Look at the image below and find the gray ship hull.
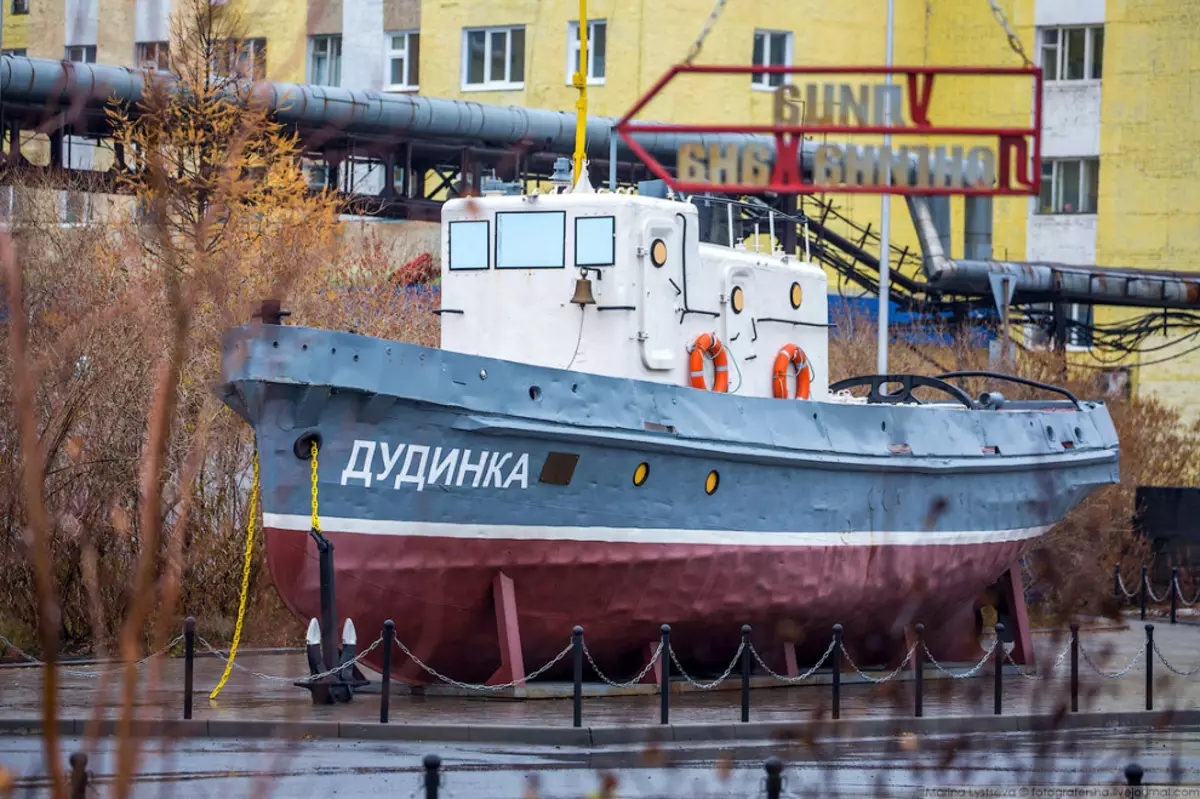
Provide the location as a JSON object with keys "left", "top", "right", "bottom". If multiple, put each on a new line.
{"left": 221, "top": 323, "right": 1119, "bottom": 684}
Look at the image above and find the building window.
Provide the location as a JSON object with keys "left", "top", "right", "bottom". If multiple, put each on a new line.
{"left": 135, "top": 41, "right": 169, "bottom": 70}
{"left": 566, "top": 20, "right": 606, "bottom": 85}
{"left": 1039, "top": 26, "right": 1103, "bottom": 81}
{"left": 214, "top": 38, "right": 267, "bottom": 80}
{"left": 11, "top": 0, "right": 29, "bottom": 15}
{"left": 752, "top": 30, "right": 792, "bottom": 88}
{"left": 385, "top": 31, "right": 420, "bottom": 91}
{"left": 462, "top": 26, "right": 525, "bottom": 90}
{"left": 64, "top": 45, "right": 97, "bottom": 64}
{"left": 2, "top": 48, "right": 28, "bottom": 57}
{"left": 309, "top": 35, "right": 341, "bottom": 86}
{"left": 1038, "top": 158, "right": 1099, "bottom": 214}
{"left": 1025, "top": 303, "right": 1093, "bottom": 350}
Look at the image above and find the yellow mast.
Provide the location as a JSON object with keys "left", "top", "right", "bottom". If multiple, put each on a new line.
{"left": 571, "top": 0, "right": 588, "bottom": 185}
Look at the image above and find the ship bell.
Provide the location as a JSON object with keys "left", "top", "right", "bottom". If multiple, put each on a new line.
{"left": 570, "top": 274, "right": 596, "bottom": 306}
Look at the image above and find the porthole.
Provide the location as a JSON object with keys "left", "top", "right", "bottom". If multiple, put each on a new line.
{"left": 1045, "top": 425, "right": 1056, "bottom": 441}
{"left": 705, "top": 470, "right": 720, "bottom": 495}
{"left": 650, "top": 239, "right": 668, "bottom": 267}
{"left": 529, "top": 385, "right": 542, "bottom": 401}
{"left": 1074, "top": 426, "right": 1083, "bottom": 441}
{"left": 633, "top": 462, "right": 650, "bottom": 487}
{"left": 790, "top": 282, "right": 803, "bottom": 310}
{"left": 731, "top": 286, "right": 745, "bottom": 314}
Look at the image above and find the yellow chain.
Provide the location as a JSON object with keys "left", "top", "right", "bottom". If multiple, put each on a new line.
{"left": 310, "top": 440, "right": 320, "bottom": 532}
{"left": 209, "top": 449, "right": 259, "bottom": 700}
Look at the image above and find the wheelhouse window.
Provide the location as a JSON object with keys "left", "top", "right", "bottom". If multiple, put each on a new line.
{"left": 566, "top": 20, "right": 606, "bottom": 85}
{"left": 309, "top": 35, "right": 341, "bottom": 86}
{"left": 386, "top": 31, "right": 420, "bottom": 91}
{"left": 1039, "top": 26, "right": 1103, "bottom": 81}
{"left": 575, "top": 216, "right": 615, "bottom": 266}
{"left": 462, "top": 26, "right": 525, "bottom": 90}
{"left": 1038, "top": 157, "right": 1099, "bottom": 214}
{"left": 752, "top": 30, "right": 791, "bottom": 88}
{"left": 496, "top": 211, "right": 565, "bottom": 269}
{"left": 448, "top": 220, "right": 490, "bottom": 270}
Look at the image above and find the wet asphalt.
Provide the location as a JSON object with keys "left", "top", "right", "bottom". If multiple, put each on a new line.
{"left": 2, "top": 727, "right": 1197, "bottom": 797}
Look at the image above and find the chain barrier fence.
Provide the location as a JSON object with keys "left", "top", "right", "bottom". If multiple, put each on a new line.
{"left": 7, "top": 614, "right": 1200, "bottom": 728}
{"left": 1114, "top": 562, "right": 1200, "bottom": 620}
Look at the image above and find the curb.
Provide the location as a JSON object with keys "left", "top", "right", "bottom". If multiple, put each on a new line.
{"left": 2, "top": 709, "right": 1196, "bottom": 747}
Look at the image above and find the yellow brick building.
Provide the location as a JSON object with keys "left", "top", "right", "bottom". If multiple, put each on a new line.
{"left": 4, "top": 0, "right": 1200, "bottom": 415}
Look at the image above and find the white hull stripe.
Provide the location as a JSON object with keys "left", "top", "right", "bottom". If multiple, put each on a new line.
{"left": 263, "top": 513, "right": 1050, "bottom": 548}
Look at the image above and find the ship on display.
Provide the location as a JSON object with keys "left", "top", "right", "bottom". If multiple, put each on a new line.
{"left": 220, "top": 167, "right": 1120, "bottom": 686}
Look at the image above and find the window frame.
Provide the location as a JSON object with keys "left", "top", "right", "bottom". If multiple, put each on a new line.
{"left": 1, "top": 48, "right": 28, "bottom": 57}
{"left": 308, "top": 34, "right": 342, "bottom": 87}
{"left": 448, "top": 219, "right": 491, "bottom": 271}
{"left": 495, "top": 210, "right": 567, "bottom": 269}
{"left": 135, "top": 41, "right": 169, "bottom": 71}
{"left": 1037, "top": 157, "right": 1100, "bottom": 215}
{"left": 751, "top": 29, "right": 792, "bottom": 90}
{"left": 64, "top": 45, "right": 97, "bottom": 64}
{"left": 461, "top": 25, "right": 526, "bottom": 91}
{"left": 1038, "top": 25, "right": 1103, "bottom": 82}
{"left": 214, "top": 37, "right": 268, "bottom": 80}
{"left": 10, "top": 0, "right": 29, "bottom": 15}
{"left": 574, "top": 215, "right": 616, "bottom": 267}
{"left": 385, "top": 30, "right": 420, "bottom": 92}
{"left": 565, "top": 19, "right": 606, "bottom": 86}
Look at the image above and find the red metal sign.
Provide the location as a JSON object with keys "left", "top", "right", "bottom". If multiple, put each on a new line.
{"left": 613, "top": 65, "right": 1043, "bottom": 197}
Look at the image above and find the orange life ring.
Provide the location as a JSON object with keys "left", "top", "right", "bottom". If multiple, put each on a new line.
{"left": 773, "top": 344, "right": 812, "bottom": 399}
{"left": 688, "top": 333, "right": 729, "bottom": 393}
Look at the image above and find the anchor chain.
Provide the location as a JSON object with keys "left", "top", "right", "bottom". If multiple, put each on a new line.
{"left": 210, "top": 448, "right": 260, "bottom": 700}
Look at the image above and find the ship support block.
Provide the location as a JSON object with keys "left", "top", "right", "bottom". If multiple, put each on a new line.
{"left": 485, "top": 572, "right": 527, "bottom": 689}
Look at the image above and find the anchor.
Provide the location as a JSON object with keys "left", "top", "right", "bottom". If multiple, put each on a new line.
{"left": 295, "top": 529, "right": 369, "bottom": 704}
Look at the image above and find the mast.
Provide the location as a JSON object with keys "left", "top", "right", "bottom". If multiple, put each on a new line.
{"left": 572, "top": 0, "right": 588, "bottom": 185}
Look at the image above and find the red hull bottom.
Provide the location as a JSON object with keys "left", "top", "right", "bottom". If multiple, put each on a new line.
{"left": 264, "top": 528, "right": 1026, "bottom": 685}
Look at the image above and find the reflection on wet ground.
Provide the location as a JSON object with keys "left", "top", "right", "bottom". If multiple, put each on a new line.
{"left": 2, "top": 614, "right": 1198, "bottom": 728}
{"left": 2, "top": 727, "right": 1197, "bottom": 797}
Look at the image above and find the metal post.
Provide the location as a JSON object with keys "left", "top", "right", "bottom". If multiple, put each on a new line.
{"left": 1070, "top": 623, "right": 1079, "bottom": 713}
{"left": 423, "top": 754, "right": 441, "bottom": 799}
{"left": 1125, "top": 763, "right": 1144, "bottom": 786}
{"left": 609, "top": 129, "right": 617, "bottom": 191}
{"left": 68, "top": 753, "right": 88, "bottom": 799}
{"left": 832, "top": 624, "right": 842, "bottom": 720}
{"left": 1145, "top": 623, "right": 1154, "bottom": 711}
{"left": 740, "top": 624, "right": 751, "bottom": 723}
{"left": 380, "top": 620, "right": 394, "bottom": 724}
{"left": 1114, "top": 564, "right": 1121, "bottom": 601}
{"left": 660, "top": 624, "right": 671, "bottom": 725}
{"left": 1140, "top": 565, "right": 1148, "bottom": 621}
{"left": 876, "top": 0, "right": 895, "bottom": 375}
{"left": 993, "top": 623, "right": 1004, "bottom": 715}
{"left": 914, "top": 623, "right": 924, "bottom": 718}
{"left": 183, "top": 617, "right": 195, "bottom": 720}
{"left": 1171, "top": 567, "right": 1178, "bottom": 624}
{"left": 311, "top": 530, "right": 338, "bottom": 672}
{"left": 764, "top": 757, "right": 783, "bottom": 799}
{"left": 572, "top": 626, "right": 584, "bottom": 728}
